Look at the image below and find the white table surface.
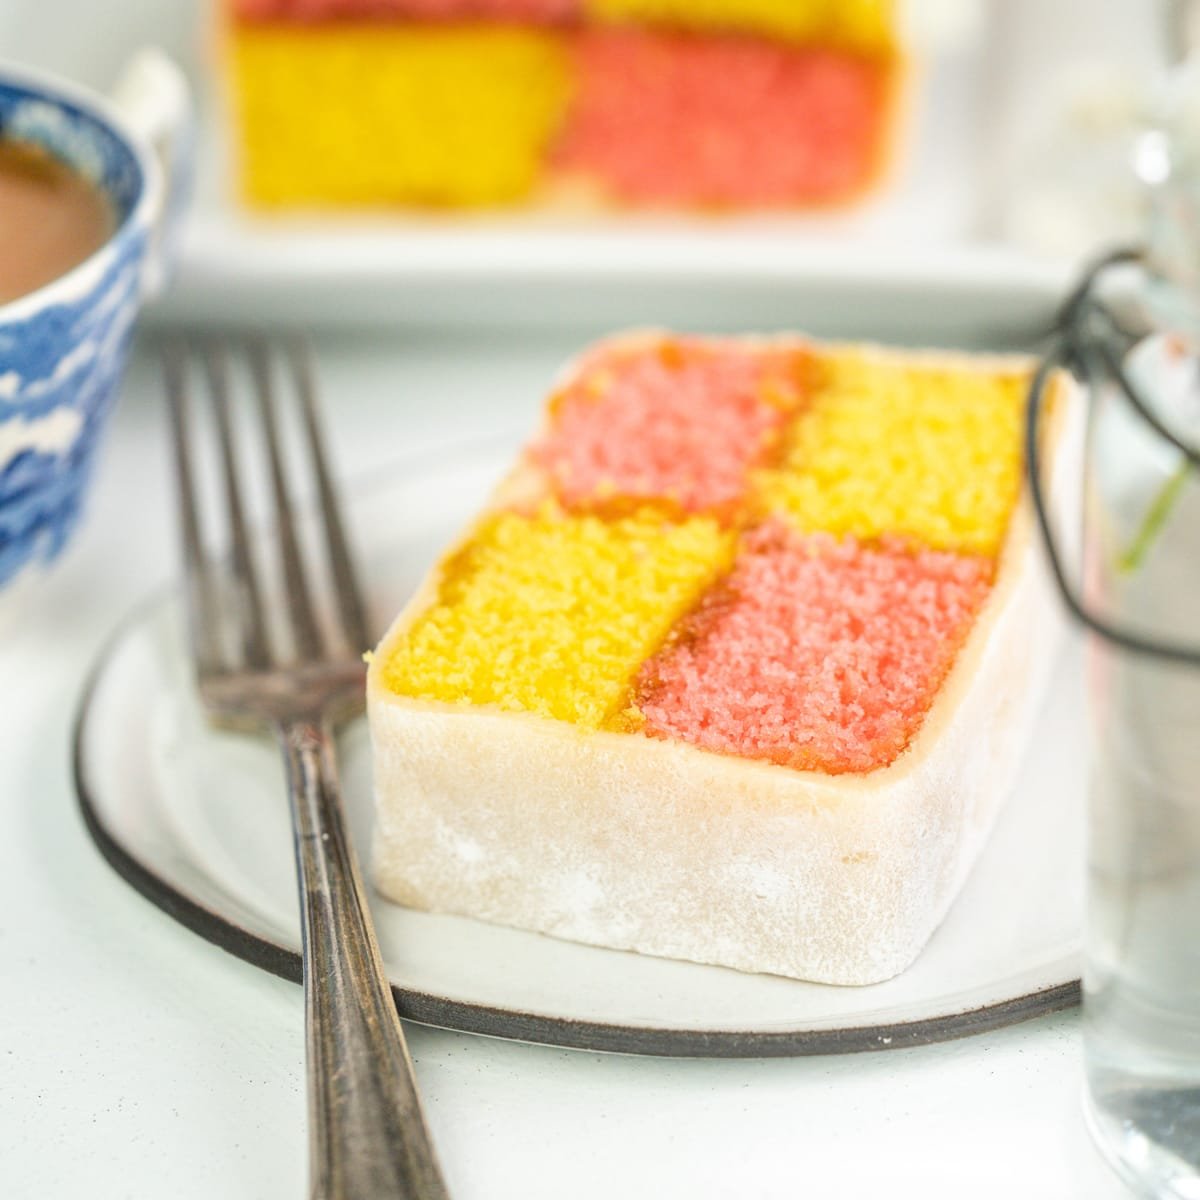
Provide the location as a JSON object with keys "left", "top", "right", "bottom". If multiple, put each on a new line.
{"left": 0, "top": 329, "right": 1133, "bottom": 1200}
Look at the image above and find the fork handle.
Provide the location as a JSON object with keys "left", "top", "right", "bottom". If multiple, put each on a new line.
{"left": 279, "top": 718, "right": 451, "bottom": 1200}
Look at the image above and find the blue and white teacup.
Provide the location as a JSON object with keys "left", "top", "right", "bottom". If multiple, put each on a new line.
{"left": 0, "top": 50, "right": 189, "bottom": 591}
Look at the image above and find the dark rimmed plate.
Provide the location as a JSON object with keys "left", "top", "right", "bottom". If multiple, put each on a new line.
{"left": 73, "top": 435, "right": 1083, "bottom": 1058}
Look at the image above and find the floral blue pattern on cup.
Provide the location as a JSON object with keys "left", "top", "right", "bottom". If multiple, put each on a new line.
{"left": 0, "top": 56, "right": 189, "bottom": 587}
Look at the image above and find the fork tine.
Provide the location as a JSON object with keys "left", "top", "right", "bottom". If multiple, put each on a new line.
{"left": 287, "top": 337, "right": 372, "bottom": 653}
{"left": 248, "top": 338, "right": 323, "bottom": 662}
{"left": 163, "top": 340, "right": 223, "bottom": 676}
{"left": 202, "top": 338, "right": 273, "bottom": 670}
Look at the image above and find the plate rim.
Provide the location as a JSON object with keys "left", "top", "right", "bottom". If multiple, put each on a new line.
{"left": 71, "top": 446, "right": 1082, "bottom": 1060}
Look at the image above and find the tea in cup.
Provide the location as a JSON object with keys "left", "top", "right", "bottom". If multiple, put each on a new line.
{"left": 0, "top": 136, "right": 117, "bottom": 305}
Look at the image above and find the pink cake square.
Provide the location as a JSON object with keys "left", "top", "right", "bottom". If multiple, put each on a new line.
{"left": 553, "top": 30, "right": 892, "bottom": 205}
{"left": 531, "top": 339, "right": 813, "bottom": 515}
{"left": 634, "top": 521, "right": 995, "bottom": 773}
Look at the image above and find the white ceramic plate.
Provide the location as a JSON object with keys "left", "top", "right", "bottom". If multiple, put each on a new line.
{"left": 74, "top": 433, "right": 1085, "bottom": 1057}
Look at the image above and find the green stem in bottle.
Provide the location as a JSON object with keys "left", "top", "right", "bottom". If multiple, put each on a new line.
{"left": 1118, "top": 457, "right": 1192, "bottom": 574}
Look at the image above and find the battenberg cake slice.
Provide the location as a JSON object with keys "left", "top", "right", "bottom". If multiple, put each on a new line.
{"left": 366, "top": 333, "right": 1074, "bottom": 985}
{"left": 219, "top": 0, "right": 902, "bottom": 210}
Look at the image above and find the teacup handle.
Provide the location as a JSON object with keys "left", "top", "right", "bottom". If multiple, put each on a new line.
{"left": 108, "top": 49, "right": 192, "bottom": 300}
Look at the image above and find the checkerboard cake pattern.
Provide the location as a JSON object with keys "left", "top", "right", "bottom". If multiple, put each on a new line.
{"left": 378, "top": 336, "right": 1029, "bottom": 776}
{"left": 221, "top": 0, "right": 898, "bottom": 208}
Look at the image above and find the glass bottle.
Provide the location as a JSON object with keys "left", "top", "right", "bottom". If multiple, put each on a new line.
{"left": 1029, "top": 78, "right": 1200, "bottom": 1194}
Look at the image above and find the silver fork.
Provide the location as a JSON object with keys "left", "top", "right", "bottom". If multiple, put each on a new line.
{"left": 163, "top": 336, "right": 451, "bottom": 1200}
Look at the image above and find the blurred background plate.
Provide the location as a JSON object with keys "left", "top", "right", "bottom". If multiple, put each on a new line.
{"left": 1, "top": 0, "right": 1173, "bottom": 328}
